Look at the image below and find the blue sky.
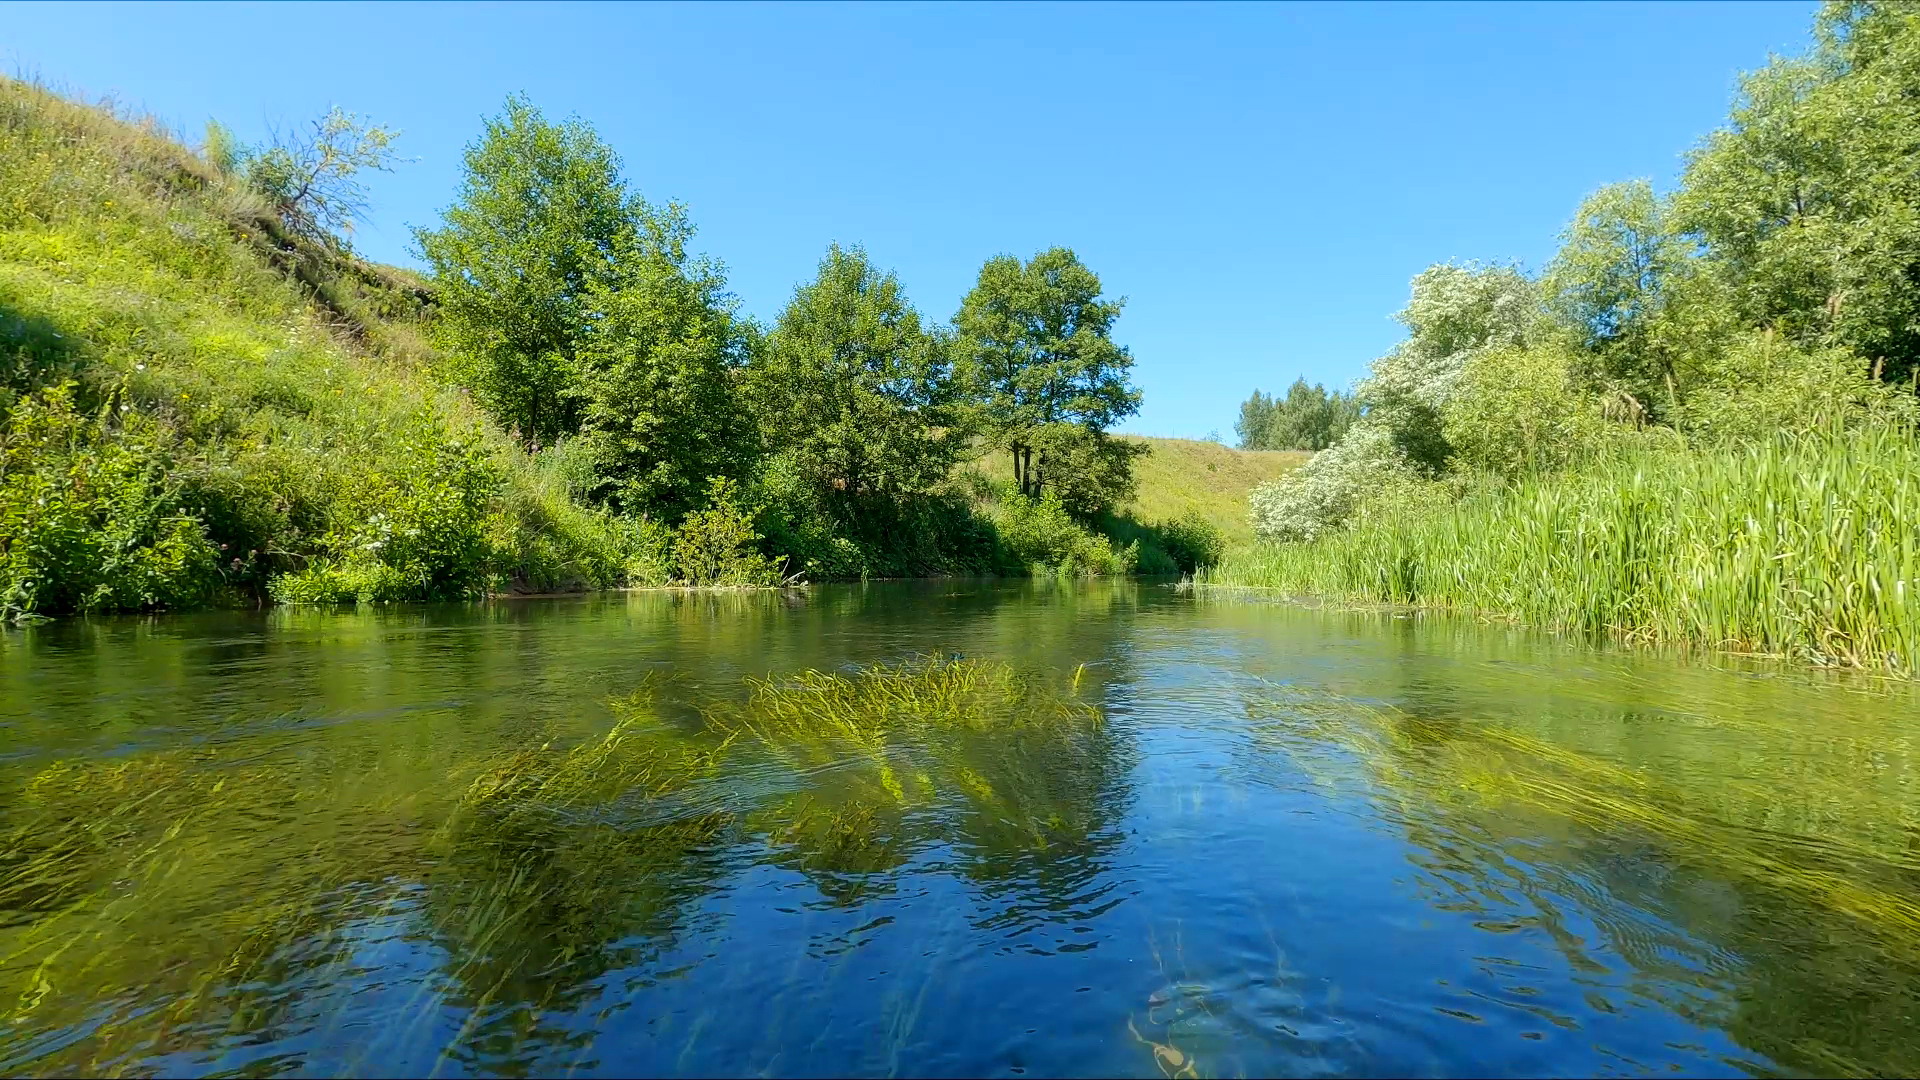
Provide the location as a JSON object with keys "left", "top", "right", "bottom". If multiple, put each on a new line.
{"left": 5, "top": 0, "right": 1818, "bottom": 439}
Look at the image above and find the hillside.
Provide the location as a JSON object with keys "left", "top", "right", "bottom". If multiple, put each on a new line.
{"left": 1, "top": 78, "right": 630, "bottom": 618}
{"left": 967, "top": 436, "right": 1307, "bottom": 546}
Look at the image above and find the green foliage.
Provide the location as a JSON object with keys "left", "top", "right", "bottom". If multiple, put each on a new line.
{"left": 268, "top": 430, "right": 499, "bottom": 604}
{"left": 413, "top": 95, "right": 632, "bottom": 448}
{"left": 752, "top": 244, "right": 962, "bottom": 498}
{"left": 994, "top": 489, "right": 1136, "bottom": 578}
{"left": 1, "top": 382, "right": 220, "bottom": 620}
{"left": 670, "top": 477, "right": 784, "bottom": 586}
{"left": 0, "top": 78, "right": 630, "bottom": 614}
{"left": 571, "top": 216, "right": 757, "bottom": 522}
{"left": 201, "top": 120, "right": 240, "bottom": 177}
{"left": 1157, "top": 510, "right": 1227, "bottom": 572}
{"left": 1236, "top": 378, "right": 1361, "bottom": 451}
{"left": 1210, "top": 421, "right": 1920, "bottom": 674}
{"left": 1440, "top": 342, "right": 1619, "bottom": 477}
{"left": 1544, "top": 179, "right": 1697, "bottom": 419}
{"left": 954, "top": 248, "right": 1143, "bottom": 511}
{"left": 1675, "top": 330, "right": 1920, "bottom": 443}
{"left": 1674, "top": 1, "right": 1920, "bottom": 383}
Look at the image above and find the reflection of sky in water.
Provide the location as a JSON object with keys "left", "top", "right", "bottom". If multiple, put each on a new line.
{"left": 3, "top": 582, "right": 1919, "bottom": 1077}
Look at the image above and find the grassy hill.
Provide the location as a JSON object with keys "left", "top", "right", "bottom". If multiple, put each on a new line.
{"left": 966, "top": 436, "right": 1307, "bottom": 546}
{"left": 1, "top": 78, "right": 630, "bottom": 618}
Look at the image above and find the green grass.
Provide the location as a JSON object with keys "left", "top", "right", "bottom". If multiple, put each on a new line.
{"left": 1203, "top": 424, "right": 1920, "bottom": 674}
{"left": 1113, "top": 436, "right": 1308, "bottom": 546}
{"left": 965, "top": 436, "right": 1307, "bottom": 548}
{"left": 1, "top": 78, "right": 633, "bottom": 616}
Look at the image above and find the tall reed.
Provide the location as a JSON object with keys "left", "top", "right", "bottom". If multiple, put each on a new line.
{"left": 1202, "top": 423, "right": 1920, "bottom": 673}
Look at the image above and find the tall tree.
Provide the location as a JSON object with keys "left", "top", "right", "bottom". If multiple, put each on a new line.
{"left": 1236, "top": 390, "right": 1277, "bottom": 450}
{"left": 413, "top": 95, "right": 633, "bottom": 448}
{"left": 1673, "top": 0, "right": 1920, "bottom": 383}
{"left": 571, "top": 208, "right": 757, "bottom": 523}
{"left": 953, "top": 248, "right": 1143, "bottom": 511}
{"left": 750, "top": 245, "right": 960, "bottom": 497}
{"left": 1545, "top": 180, "right": 1697, "bottom": 416}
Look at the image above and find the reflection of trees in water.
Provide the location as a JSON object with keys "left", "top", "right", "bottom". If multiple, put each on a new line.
{"left": 1236, "top": 675, "right": 1920, "bottom": 1077}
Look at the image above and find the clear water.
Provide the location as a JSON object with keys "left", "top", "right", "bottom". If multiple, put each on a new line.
{"left": 4, "top": 581, "right": 1919, "bottom": 1078}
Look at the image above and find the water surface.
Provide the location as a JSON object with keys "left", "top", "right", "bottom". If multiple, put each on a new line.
{"left": 4, "top": 581, "right": 1919, "bottom": 1078}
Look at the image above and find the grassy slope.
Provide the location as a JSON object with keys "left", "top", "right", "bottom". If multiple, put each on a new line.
{"left": 1, "top": 79, "right": 626, "bottom": 614}
{"left": 968, "top": 436, "right": 1307, "bottom": 545}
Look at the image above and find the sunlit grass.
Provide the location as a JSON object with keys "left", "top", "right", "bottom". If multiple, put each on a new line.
{"left": 1203, "top": 424, "right": 1920, "bottom": 674}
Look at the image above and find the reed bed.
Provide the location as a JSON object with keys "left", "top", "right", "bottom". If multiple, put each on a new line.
{"left": 1203, "top": 424, "right": 1920, "bottom": 673}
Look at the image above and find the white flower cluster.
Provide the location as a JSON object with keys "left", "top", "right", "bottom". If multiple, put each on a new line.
{"left": 1247, "top": 423, "right": 1415, "bottom": 542}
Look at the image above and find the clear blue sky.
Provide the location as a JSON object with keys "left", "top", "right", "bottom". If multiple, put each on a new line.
{"left": 4, "top": 0, "right": 1819, "bottom": 439}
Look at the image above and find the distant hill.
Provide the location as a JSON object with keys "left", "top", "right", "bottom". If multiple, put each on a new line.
{"left": 966, "top": 436, "right": 1308, "bottom": 545}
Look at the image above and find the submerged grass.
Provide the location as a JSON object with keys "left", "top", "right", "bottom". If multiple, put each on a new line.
{"left": 0, "top": 655, "right": 1119, "bottom": 1073}
{"left": 1245, "top": 679, "right": 1920, "bottom": 968}
{"left": 1203, "top": 424, "right": 1920, "bottom": 674}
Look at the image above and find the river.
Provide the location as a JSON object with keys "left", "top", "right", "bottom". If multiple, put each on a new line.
{"left": 3, "top": 581, "right": 1918, "bottom": 1077}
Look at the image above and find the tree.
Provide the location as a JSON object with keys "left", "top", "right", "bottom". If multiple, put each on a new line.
{"left": 750, "top": 245, "right": 961, "bottom": 498}
{"left": 1236, "top": 389, "right": 1276, "bottom": 450}
{"left": 1236, "top": 381, "right": 1359, "bottom": 451}
{"left": 953, "top": 248, "right": 1143, "bottom": 513}
{"left": 1359, "top": 261, "right": 1540, "bottom": 470}
{"left": 1544, "top": 180, "right": 1697, "bottom": 418}
{"left": 570, "top": 210, "right": 757, "bottom": 523}
{"left": 237, "top": 107, "right": 400, "bottom": 245}
{"left": 413, "top": 95, "right": 633, "bottom": 449}
{"left": 1672, "top": 1, "right": 1920, "bottom": 383}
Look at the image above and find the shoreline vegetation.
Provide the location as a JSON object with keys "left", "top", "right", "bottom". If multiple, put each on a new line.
{"left": 0, "top": 77, "right": 1270, "bottom": 623}
{"left": 1206, "top": 1, "right": 1920, "bottom": 677}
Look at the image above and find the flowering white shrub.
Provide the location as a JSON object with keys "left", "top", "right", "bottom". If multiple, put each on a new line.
{"left": 1249, "top": 262, "right": 1547, "bottom": 544}
{"left": 1248, "top": 423, "right": 1418, "bottom": 542}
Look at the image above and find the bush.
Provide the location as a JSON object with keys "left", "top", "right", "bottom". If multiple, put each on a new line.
{"left": 1248, "top": 423, "right": 1421, "bottom": 543}
{"left": 1441, "top": 342, "right": 1616, "bottom": 477}
{"left": 1676, "top": 332, "right": 1919, "bottom": 444}
{"left": 1157, "top": 511, "right": 1227, "bottom": 572}
{"left": 995, "top": 490, "right": 1135, "bottom": 577}
{"left": 267, "top": 428, "right": 499, "bottom": 604}
{"left": 671, "top": 477, "right": 784, "bottom": 586}
{"left": 1, "top": 382, "right": 222, "bottom": 621}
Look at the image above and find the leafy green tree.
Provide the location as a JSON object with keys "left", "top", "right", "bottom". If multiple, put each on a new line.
{"left": 1673, "top": 0, "right": 1920, "bottom": 383}
{"left": 571, "top": 212, "right": 757, "bottom": 523}
{"left": 953, "top": 248, "right": 1143, "bottom": 512}
{"left": 1236, "top": 389, "right": 1277, "bottom": 450}
{"left": 1237, "top": 379, "right": 1360, "bottom": 451}
{"left": 751, "top": 245, "right": 961, "bottom": 497}
{"left": 414, "top": 95, "right": 633, "bottom": 449}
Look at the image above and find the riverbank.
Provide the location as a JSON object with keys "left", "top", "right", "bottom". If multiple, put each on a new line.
{"left": 1, "top": 79, "right": 1269, "bottom": 621}
{"left": 1201, "top": 423, "right": 1920, "bottom": 675}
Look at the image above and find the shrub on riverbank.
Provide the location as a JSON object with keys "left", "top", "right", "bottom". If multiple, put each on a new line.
{"left": 1206, "top": 422, "right": 1920, "bottom": 673}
